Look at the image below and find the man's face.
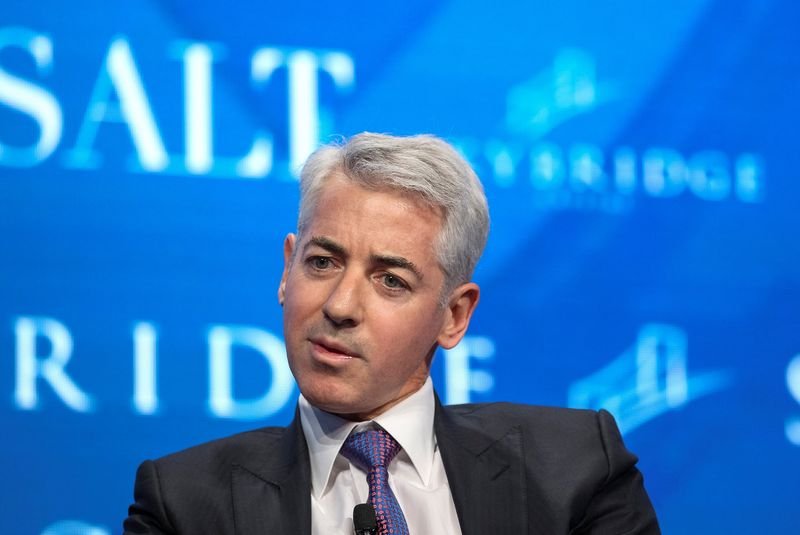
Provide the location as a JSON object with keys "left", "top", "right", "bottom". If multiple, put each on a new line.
{"left": 279, "top": 174, "right": 469, "bottom": 420}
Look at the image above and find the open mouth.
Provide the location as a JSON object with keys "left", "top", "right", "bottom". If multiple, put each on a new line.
{"left": 309, "top": 338, "right": 359, "bottom": 361}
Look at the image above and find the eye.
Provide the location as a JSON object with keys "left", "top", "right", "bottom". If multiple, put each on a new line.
{"left": 308, "top": 256, "right": 333, "bottom": 270}
{"left": 381, "top": 273, "right": 408, "bottom": 290}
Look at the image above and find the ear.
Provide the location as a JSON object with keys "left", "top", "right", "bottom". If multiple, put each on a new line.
{"left": 278, "top": 233, "right": 296, "bottom": 306}
{"left": 437, "top": 282, "right": 480, "bottom": 349}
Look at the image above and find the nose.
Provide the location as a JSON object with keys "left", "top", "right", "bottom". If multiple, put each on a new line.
{"left": 322, "top": 269, "right": 363, "bottom": 328}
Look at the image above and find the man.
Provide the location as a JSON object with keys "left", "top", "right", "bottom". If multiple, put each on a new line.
{"left": 124, "top": 133, "right": 660, "bottom": 534}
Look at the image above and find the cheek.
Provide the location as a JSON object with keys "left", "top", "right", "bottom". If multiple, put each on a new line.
{"left": 283, "top": 278, "right": 322, "bottom": 323}
{"left": 375, "top": 313, "right": 441, "bottom": 362}
{"left": 282, "top": 299, "right": 313, "bottom": 357}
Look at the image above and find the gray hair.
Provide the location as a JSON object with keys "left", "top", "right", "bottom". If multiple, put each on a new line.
{"left": 297, "top": 132, "right": 490, "bottom": 299}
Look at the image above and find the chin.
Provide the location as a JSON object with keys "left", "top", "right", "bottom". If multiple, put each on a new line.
{"left": 299, "top": 380, "right": 365, "bottom": 416}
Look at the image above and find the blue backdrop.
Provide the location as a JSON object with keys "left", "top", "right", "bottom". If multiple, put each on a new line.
{"left": 1, "top": 1, "right": 798, "bottom": 533}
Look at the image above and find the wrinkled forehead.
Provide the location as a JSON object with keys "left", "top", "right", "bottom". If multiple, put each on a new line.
{"left": 301, "top": 178, "right": 442, "bottom": 259}
{"left": 299, "top": 171, "right": 445, "bottom": 234}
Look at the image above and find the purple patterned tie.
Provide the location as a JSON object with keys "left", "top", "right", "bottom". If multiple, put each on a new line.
{"left": 341, "top": 428, "right": 410, "bottom": 535}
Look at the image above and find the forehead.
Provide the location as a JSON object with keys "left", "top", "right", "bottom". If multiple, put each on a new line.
{"left": 303, "top": 175, "right": 443, "bottom": 261}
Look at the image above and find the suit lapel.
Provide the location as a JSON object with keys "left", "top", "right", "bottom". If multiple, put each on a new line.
{"left": 231, "top": 415, "right": 312, "bottom": 535}
{"left": 435, "top": 399, "right": 527, "bottom": 535}
{"left": 226, "top": 398, "right": 528, "bottom": 535}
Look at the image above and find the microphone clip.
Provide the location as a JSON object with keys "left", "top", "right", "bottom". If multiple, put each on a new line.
{"left": 353, "top": 503, "right": 378, "bottom": 535}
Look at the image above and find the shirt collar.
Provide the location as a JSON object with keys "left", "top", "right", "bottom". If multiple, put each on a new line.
{"left": 298, "top": 377, "right": 437, "bottom": 498}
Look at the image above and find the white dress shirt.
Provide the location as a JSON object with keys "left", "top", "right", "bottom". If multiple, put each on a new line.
{"left": 298, "top": 378, "right": 463, "bottom": 535}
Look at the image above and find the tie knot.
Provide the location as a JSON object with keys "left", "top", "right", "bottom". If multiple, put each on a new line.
{"left": 341, "top": 428, "right": 401, "bottom": 470}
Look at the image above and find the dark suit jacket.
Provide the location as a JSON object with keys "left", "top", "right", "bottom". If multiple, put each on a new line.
{"left": 124, "top": 400, "right": 660, "bottom": 534}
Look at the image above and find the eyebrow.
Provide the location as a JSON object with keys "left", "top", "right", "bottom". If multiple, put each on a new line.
{"left": 304, "top": 235, "right": 424, "bottom": 281}
{"left": 371, "top": 254, "right": 424, "bottom": 281}
{"left": 304, "top": 236, "right": 347, "bottom": 258}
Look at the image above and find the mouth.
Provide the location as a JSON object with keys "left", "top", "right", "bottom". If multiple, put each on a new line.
{"left": 309, "top": 337, "right": 361, "bottom": 362}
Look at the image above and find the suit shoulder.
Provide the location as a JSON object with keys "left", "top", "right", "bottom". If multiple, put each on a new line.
{"left": 440, "top": 402, "right": 657, "bottom": 531}
{"left": 150, "top": 425, "right": 287, "bottom": 473}
{"left": 445, "top": 401, "right": 600, "bottom": 433}
{"left": 443, "top": 402, "right": 628, "bottom": 464}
